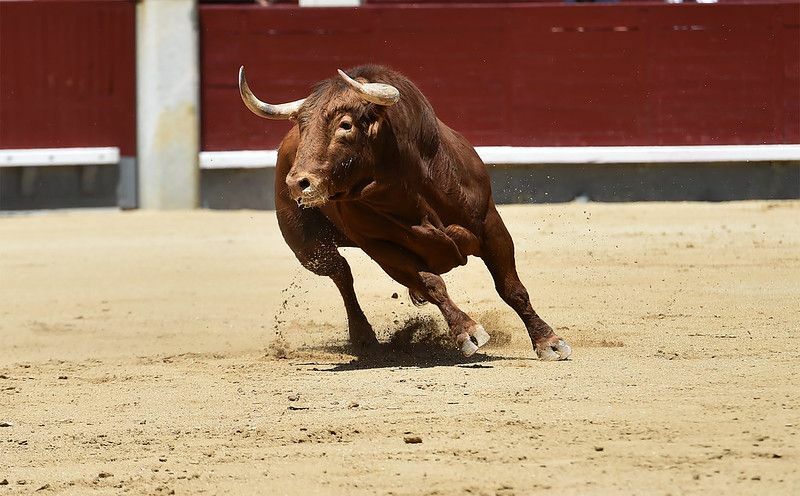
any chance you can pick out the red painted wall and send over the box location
[0,0,136,155]
[200,3,800,151]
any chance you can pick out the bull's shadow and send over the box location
[302,316,506,371]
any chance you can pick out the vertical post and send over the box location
[136,0,199,209]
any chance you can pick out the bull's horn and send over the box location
[239,66,305,120]
[337,69,400,106]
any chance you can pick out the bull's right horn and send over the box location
[239,66,306,120]
[337,69,400,106]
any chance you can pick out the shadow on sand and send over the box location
[298,316,508,371]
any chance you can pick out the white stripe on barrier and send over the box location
[199,144,800,169]
[199,150,278,169]
[3,145,798,170]
[0,147,120,167]
[478,145,800,165]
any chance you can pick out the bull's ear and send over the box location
[366,107,387,138]
[367,118,382,138]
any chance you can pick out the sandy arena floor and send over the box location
[1,201,799,495]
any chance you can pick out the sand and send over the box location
[1,201,799,495]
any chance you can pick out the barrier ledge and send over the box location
[0,147,120,167]
[200,145,800,169]
[3,145,797,169]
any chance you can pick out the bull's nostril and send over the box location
[298,178,311,190]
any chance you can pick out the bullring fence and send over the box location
[0,0,798,209]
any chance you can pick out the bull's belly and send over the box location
[325,206,480,275]
[403,223,469,274]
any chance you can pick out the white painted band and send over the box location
[4,144,798,170]
[199,150,278,170]
[298,0,361,7]
[478,145,800,165]
[199,145,800,170]
[0,147,120,167]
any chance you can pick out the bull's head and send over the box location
[239,67,400,208]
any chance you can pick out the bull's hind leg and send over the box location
[276,204,378,351]
[415,271,491,356]
[480,206,571,360]
[364,243,489,356]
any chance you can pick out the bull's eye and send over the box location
[339,121,352,131]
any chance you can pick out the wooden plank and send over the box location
[199,3,800,151]
[0,1,136,155]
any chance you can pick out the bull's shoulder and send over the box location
[423,121,491,222]
[275,126,301,202]
[276,125,300,176]
[277,126,300,157]
[437,121,484,169]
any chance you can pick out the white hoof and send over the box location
[460,336,479,357]
[471,325,491,347]
[536,346,559,361]
[536,339,572,361]
[557,340,572,360]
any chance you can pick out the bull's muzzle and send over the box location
[287,174,328,208]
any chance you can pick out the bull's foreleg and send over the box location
[365,243,489,356]
[276,205,378,352]
[299,247,378,350]
[480,206,571,361]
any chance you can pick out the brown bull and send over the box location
[239,64,571,360]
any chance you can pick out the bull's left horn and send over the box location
[239,66,306,120]
[337,69,400,106]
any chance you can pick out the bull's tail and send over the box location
[408,289,428,307]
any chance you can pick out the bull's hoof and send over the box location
[457,324,491,357]
[350,336,380,355]
[348,322,380,354]
[535,338,572,361]
[460,337,479,357]
[471,324,491,347]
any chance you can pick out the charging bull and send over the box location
[239,65,571,360]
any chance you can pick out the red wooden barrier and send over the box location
[200,2,799,151]
[0,0,136,155]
